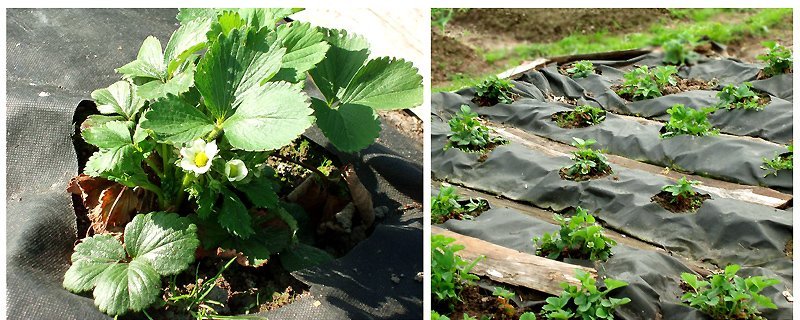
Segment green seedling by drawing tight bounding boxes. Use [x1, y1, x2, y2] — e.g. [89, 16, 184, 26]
[534, 207, 616, 261]
[565, 60, 595, 78]
[662, 33, 700, 66]
[657, 176, 708, 212]
[67, 8, 422, 317]
[681, 264, 781, 320]
[432, 184, 488, 224]
[617, 65, 678, 100]
[432, 234, 482, 306]
[445, 105, 507, 152]
[761, 143, 793, 177]
[542, 270, 631, 320]
[561, 137, 613, 181]
[553, 105, 606, 128]
[757, 43, 793, 77]
[475, 76, 516, 105]
[661, 104, 719, 138]
[717, 82, 766, 111]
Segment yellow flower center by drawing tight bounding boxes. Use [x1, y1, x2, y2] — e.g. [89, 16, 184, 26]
[194, 152, 209, 167]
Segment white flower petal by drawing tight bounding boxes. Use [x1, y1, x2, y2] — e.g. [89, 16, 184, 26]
[205, 140, 219, 158]
[180, 158, 196, 171]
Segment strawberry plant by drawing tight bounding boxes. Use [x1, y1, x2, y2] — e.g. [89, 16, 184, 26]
[716, 82, 767, 111]
[757, 43, 793, 78]
[560, 137, 613, 181]
[66, 8, 422, 317]
[616, 65, 678, 100]
[541, 270, 631, 320]
[474, 76, 517, 106]
[432, 184, 489, 224]
[652, 177, 710, 213]
[681, 264, 780, 320]
[661, 104, 719, 138]
[662, 33, 700, 66]
[492, 287, 517, 318]
[552, 105, 606, 129]
[533, 207, 616, 261]
[432, 234, 482, 307]
[565, 60, 595, 78]
[446, 105, 508, 153]
[761, 143, 793, 177]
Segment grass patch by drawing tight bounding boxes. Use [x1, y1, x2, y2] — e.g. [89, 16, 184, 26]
[434, 8, 791, 92]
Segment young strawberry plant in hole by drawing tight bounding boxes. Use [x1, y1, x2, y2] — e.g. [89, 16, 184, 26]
[445, 105, 508, 155]
[661, 104, 719, 138]
[560, 137, 613, 181]
[473, 76, 518, 106]
[662, 33, 701, 66]
[716, 82, 770, 111]
[65, 8, 422, 317]
[533, 206, 616, 261]
[757, 43, 793, 78]
[432, 184, 489, 224]
[432, 234, 482, 308]
[681, 264, 781, 320]
[551, 105, 606, 129]
[761, 143, 793, 177]
[492, 287, 517, 318]
[541, 270, 631, 320]
[651, 176, 710, 213]
[562, 60, 595, 78]
[614, 65, 713, 101]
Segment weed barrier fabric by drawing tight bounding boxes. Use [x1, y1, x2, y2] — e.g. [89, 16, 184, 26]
[435, 90, 792, 192]
[438, 207, 792, 320]
[431, 117, 791, 269]
[6, 9, 422, 320]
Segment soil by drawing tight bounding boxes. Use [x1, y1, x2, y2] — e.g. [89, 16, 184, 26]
[756, 67, 794, 80]
[472, 92, 521, 107]
[435, 282, 550, 320]
[551, 110, 606, 129]
[786, 239, 793, 258]
[432, 28, 492, 86]
[378, 110, 423, 144]
[651, 191, 711, 213]
[558, 166, 613, 182]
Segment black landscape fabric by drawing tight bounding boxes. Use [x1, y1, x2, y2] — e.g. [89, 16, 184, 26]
[6, 8, 422, 320]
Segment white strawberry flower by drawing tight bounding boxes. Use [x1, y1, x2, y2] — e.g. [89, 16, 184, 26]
[224, 159, 248, 182]
[180, 139, 218, 174]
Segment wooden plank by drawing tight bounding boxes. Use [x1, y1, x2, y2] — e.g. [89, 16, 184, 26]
[497, 58, 548, 80]
[432, 226, 596, 296]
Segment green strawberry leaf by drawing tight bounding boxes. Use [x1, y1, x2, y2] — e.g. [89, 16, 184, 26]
[218, 188, 255, 238]
[124, 212, 200, 275]
[311, 98, 380, 153]
[222, 81, 313, 151]
[137, 64, 196, 101]
[309, 28, 370, 102]
[140, 94, 215, 145]
[164, 18, 211, 75]
[81, 120, 133, 149]
[63, 234, 126, 292]
[206, 11, 247, 41]
[340, 57, 423, 110]
[272, 21, 330, 83]
[196, 26, 286, 120]
[91, 80, 146, 119]
[84, 145, 155, 190]
[235, 174, 280, 209]
[92, 259, 161, 316]
[178, 8, 301, 29]
[116, 36, 167, 81]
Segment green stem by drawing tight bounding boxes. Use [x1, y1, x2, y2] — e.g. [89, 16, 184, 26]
[174, 171, 195, 210]
[144, 157, 164, 179]
[206, 120, 225, 141]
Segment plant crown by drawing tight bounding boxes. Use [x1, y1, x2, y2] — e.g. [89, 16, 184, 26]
[563, 137, 613, 180]
[432, 184, 488, 224]
[432, 234, 482, 306]
[662, 177, 700, 201]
